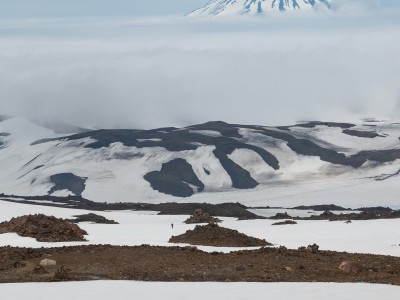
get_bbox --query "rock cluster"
[170,223,271,247]
[0,214,87,242]
[184,209,222,224]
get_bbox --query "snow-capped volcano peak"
[189,0,331,16]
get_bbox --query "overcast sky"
[1,1,400,129]
[0,0,399,18]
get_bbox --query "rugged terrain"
[169,223,270,247]
[1,245,400,284]
[1,117,400,206]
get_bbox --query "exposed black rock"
[342,129,383,138]
[67,213,118,224]
[357,207,393,213]
[0,196,262,219]
[270,212,293,219]
[292,204,351,211]
[153,202,261,219]
[144,158,204,197]
[26,121,400,197]
[48,173,87,196]
[213,148,258,189]
[272,220,297,226]
[251,127,400,168]
[188,121,242,138]
[278,121,355,130]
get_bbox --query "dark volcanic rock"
[278,121,355,130]
[67,213,118,224]
[38,122,281,195]
[272,220,297,226]
[169,223,271,247]
[357,207,393,213]
[342,129,383,138]
[25,120,400,197]
[284,209,400,221]
[292,204,350,211]
[48,173,86,196]
[270,212,293,220]
[0,197,263,219]
[251,126,400,168]
[154,202,262,219]
[144,158,204,197]
[0,214,87,242]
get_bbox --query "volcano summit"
[189,0,331,16]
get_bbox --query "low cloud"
[0,6,400,129]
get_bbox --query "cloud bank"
[0,6,400,129]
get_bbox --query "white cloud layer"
[0,6,400,129]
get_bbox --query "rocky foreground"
[1,245,400,284]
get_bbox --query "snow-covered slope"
[189,0,331,16]
[1,117,400,205]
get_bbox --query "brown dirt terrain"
[0,214,87,242]
[1,245,400,284]
[170,223,275,247]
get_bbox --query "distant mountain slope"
[0,117,400,203]
[189,0,331,16]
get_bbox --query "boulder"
[40,259,57,267]
[339,261,362,274]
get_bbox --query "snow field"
[0,201,398,256]
[1,281,399,300]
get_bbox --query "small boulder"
[339,261,361,274]
[40,258,57,267]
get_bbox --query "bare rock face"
[184,209,222,224]
[339,261,362,274]
[169,223,271,247]
[0,214,87,242]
